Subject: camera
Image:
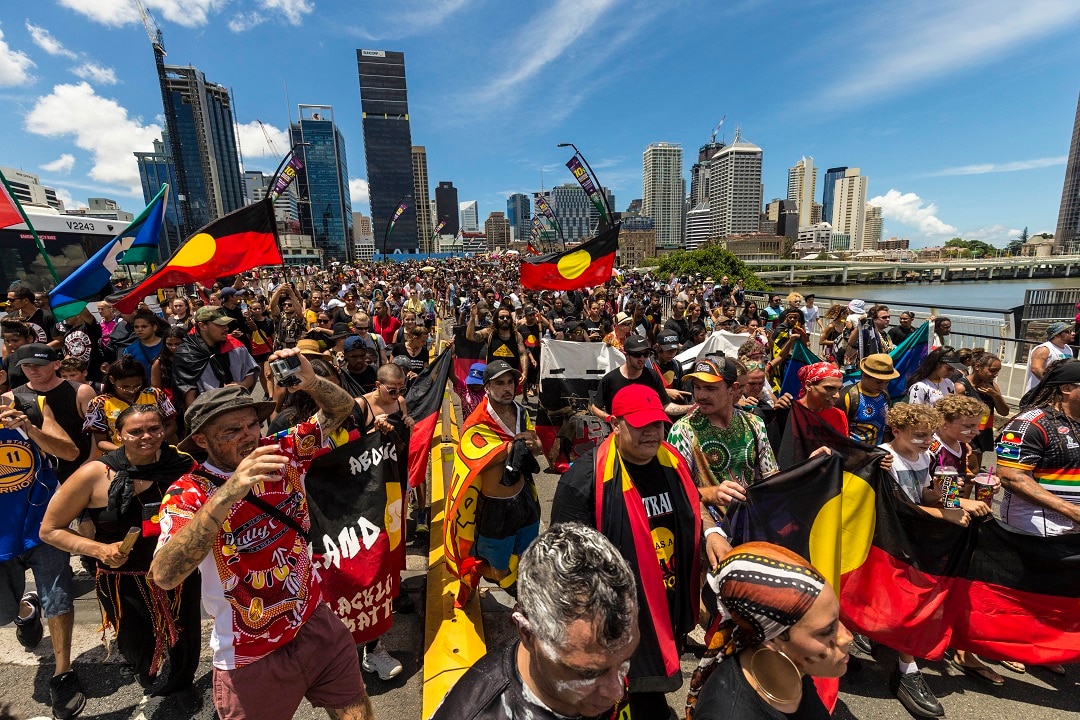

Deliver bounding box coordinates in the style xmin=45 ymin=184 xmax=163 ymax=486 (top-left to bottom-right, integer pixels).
xmin=269 ymin=355 xmax=303 ymax=387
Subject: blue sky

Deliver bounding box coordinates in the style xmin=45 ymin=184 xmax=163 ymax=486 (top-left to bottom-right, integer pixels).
xmin=1 ymin=0 xmax=1078 ymax=248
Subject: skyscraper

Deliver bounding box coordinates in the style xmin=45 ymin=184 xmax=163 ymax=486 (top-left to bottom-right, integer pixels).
xmin=708 ymin=133 xmax=763 ymax=238
xmin=642 ymin=142 xmax=685 ymax=250
xmin=545 ymin=184 xmax=616 ymax=242
xmin=411 ymin=146 xmax=434 ymax=253
xmin=435 ymin=181 xmax=459 ymax=236
xmin=821 ymin=166 xmax=848 ymax=234
xmin=865 ymin=203 xmax=883 ymax=249
xmin=787 ymin=156 xmax=817 ymax=228
xmin=357 ymin=49 xmax=418 ymax=252
xmin=460 ymin=200 xmax=479 ymax=232
xmin=690 ymin=142 xmax=723 ymax=208
xmin=242 ymin=170 xmax=299 ymax=226
xmin=290 ymin=105 xmax=353 ymax=264
xmin=134 ymin=136 xmax=183 ymax=256
xmin=1055 ymin=92 xmax=1080 ymax=253
xmin=506 ymin=193 xmax=531 ymax=244
xmin=156 ymin=64 xmax=244 ymax=236
xmin=832 ymin=168 xmax=869 ymax=252
xmin=485 ymin=212 xmax=511 ymax=250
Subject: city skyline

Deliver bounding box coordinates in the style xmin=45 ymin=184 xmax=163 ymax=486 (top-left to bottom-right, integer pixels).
xmin=2 ymin=1 xmax=1079 ymax=248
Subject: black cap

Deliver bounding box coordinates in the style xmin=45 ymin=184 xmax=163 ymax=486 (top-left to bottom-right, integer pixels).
xmin=483 ymin=359 xmax=520 ymax=383
xmin=15 ymin=343 xmax=59 ymax=367
xmin=656 ymin=332 xmax=680 ymax=350
xmin=624 ymin=334 xmax=650 ymax=354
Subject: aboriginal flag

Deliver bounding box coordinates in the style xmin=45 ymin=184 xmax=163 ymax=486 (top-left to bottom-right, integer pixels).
xmin=734 ymin=402 xmax=1080 ymax=665
xmin=520 ymin=222 xmax=619 ymax=291
xmin=111 ymin=199 xmax=281 ymax=313
xmin=404 ymin=346 xmax=453 ymax=489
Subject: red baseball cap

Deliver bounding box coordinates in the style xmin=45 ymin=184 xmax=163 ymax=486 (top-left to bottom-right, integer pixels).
xmin=611 ymin=384 xmax=670 ymax=428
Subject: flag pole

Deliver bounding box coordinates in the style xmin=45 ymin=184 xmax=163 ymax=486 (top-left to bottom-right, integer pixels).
xmin=557 ymin=142 xmax=614 ymax=230
xmin=0 ymin=169 xmax=60 ymax=285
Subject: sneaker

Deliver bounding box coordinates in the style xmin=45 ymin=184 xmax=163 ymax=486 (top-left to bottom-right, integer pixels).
xmin=891 ymin=668 xmax=944 ymax=718
xmin=362 ymin=642 xmax=403 ymax=680
xmin=168 ymin=687 xmax=203 ymax=714
xmin=414 ymin=508 xmax=430 ymax=534
xmin=14 ymin=591 xmax=43 ymax=650
xmin=49 ymin=670 xmax=86 ymax=720
xmin=851 ymin=632 xmax=873 ymax=655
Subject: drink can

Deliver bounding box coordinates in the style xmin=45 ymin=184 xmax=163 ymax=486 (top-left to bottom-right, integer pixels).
xmin=972 ymin=472 xmax=997 ymax=504
xmin=936 ymin=467 xmax=961 ymax=509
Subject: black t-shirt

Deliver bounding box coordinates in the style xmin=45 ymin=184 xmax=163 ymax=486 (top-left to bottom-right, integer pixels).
xmin=346 ymin=366 xmax=377 ymax=394
xmin=593 ymin=366 xmax=671 ymax=414
xmin=390 ymin=342 xmax=429 ymax=373
xmin=2 ymin=353 xmax=26 ymax=391
xmin=663 ymin=316 xmax=690 ymax=343
xmin=888 ymin=324 xmax=915 ymax=346
xmin=26 ymin=308 xmax=59 ymax=343
xmin=695 ymin=652 xmax=828 ymax=720
xmin=581 ymin=316 xmax=609 ymax=337
xmin=63 ymin=320 xmax=104 ymax=382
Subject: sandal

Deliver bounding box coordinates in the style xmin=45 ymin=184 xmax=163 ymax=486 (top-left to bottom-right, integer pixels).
xmin=948 ymin=656 xmax=1005 ymax=686
xmin=1040 ymin=663 xmax=1067 ymax=676
xmin=999 ymin=660 xmax=1026 ymax=673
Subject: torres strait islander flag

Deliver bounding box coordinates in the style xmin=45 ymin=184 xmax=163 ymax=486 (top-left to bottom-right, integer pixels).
xmin=111 ymin=199 xmax=280 ymax=313
xmin=520 ymin=222 xmax=619 ymax=291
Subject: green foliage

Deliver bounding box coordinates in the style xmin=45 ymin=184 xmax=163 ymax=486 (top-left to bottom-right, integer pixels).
xmin=645 ymin=247 xmax=771 ymax=290
xmin=943 ymin=237 xmax=999 ymax=258
xmin=1005 ymin=227 xmax=1028 ymax=256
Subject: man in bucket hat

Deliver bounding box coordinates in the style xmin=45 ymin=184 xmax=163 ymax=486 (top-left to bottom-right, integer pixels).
xmin=151 ymin=349 xmax=372 ymax=720
xmin=1025 ymin=320 xmax=1075 ymax=394
xmin=840 ymin=353 xmax=900 ymax=446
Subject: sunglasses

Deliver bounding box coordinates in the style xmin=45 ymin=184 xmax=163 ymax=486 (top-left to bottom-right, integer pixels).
xmin=627 ymin=351 xmax=650 ymax=359
xmin=355 ymin=325 xmax=370 ymax=330
xmin=380 ymin=386 xmax=403 ymax=396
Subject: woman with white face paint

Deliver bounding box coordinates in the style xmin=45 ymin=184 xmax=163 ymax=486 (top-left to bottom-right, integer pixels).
xmin=430 ymin=523 xmax=640 ymax=720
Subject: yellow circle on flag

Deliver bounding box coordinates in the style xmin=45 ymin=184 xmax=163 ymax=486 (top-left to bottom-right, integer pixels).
xmin=172 ymin=233 xmax=217 ymax=267
xmin=556 ymin=249 xmax=591 ymax=280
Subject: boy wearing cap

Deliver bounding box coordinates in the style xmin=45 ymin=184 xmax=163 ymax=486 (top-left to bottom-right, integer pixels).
xmin=172 ymin=306 xmax=259 ymax=409
xmin=445 ymin=360 xmax=543 ymax=603
xmin=1026 ymin=321 xmax=1075 ymax=393
xmin=151 ymin=349 xmax=373 ymax=720
xmin=589 ymin=335 xmax=692 ymax=421
xmin=653 ymin=332 xmax=689 ymax=402
xmin=552 ymin=384 xmax=717 ymax=719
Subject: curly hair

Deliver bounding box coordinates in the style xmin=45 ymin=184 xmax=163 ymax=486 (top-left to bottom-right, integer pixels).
xmin=934 ymin=394 xmax=987 ymax=422
xmin=886 ymin=402 xmax=943 ymax=432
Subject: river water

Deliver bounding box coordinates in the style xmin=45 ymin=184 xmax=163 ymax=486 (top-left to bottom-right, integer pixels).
xmin=793 ymin=276 xmax=1080 ymax=313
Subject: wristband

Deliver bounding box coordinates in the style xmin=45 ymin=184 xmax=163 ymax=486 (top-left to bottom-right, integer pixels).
xmin=704 ymin=526 xmax=728 ymax=540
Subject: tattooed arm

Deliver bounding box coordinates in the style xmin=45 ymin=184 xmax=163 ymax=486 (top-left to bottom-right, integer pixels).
xmin=150 ymin=445 xmax=290 ymax=590
xmin=270 ymin=347 xmax=355 ymax=436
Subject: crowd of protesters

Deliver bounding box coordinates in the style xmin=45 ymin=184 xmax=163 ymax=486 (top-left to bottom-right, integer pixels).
xmin=0 ymin=257 xmax=1075 ymax=720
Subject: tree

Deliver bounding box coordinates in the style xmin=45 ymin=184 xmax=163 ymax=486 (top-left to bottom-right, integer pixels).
xmin=1006 ymin=227 xmax=1028 ymax=256
xmin=645 ymin=246 xmax=771 ymax=291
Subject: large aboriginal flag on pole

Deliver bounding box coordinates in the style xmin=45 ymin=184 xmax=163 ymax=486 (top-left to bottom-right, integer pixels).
xmin=520 ymin=222 xmax=619 ymax=291
xmin=404 ymin=346 xmax=453 ymax=489
xmin=306 ymin=423 xmax=408 ymax=645
xmin=736 ymin=402 xmax=1080 ymax=666
xmin=111 ymin=199 xmax=281 ymax=313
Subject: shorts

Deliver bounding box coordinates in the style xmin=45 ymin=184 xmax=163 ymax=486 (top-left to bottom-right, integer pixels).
xmin=474 ymin=486 xmax=541 ymax=572
xmin=212 ymin=603 xmax=366 ymax=720
xmin=0 ymin=543 xmax=74 ymax=624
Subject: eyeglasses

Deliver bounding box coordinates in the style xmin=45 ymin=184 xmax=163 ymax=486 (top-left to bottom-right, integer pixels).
xmin=319 ymin=318 xmax=332 ymax=323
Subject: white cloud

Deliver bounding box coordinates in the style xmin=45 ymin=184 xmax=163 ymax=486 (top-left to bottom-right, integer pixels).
xmin=346 ymin=0 xmax=467 ymax=40
xmin=0 ymin=26 xmax=35 ymax=87
xmin=869 ymin=189 xmax=958 ymax=237
xmin=235 ymin=120 xmax=290 ymax=160
xmin=349 ymin=178 xmax=370 ymax=207
xmin=72 ymin=62 xmax=118 ymax=85
xmin=24 ymin=82 xmax=161 ymax=192
xmin=473 ymin=0 xmax=618 ymax=104
xmin=822 ymin=1 xmax=1080 ymax=105
xmin=53 ymin=187 xmax=87 ymax=211
xmin=928 ymin=156 xmax=1068 ymax=177
xmin=41 ymin=154 xmax=76 ymax=174
xmin=61 ymin=0 xmax=310 ymax=30
xmin=962 ymin=225 xmax=1024 ymax=247
xmin=25 ymin=21 xmax=78 ymax=59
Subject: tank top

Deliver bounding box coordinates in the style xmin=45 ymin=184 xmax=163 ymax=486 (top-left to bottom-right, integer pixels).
xmin=12 ymin=381 xmax=91 ymax=482
xmin=486 ymin=331 xmax=522 ymax=369
xmin=1026 ymin=341 xmax=1074 ymax=391
xmin=86 ymin=482 xmax=164 ymax=571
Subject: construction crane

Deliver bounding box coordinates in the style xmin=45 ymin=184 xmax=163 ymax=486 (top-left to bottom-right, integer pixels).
xmin=711 ymin=115 xmax=726 ymax=144
xmin=133 ymin=0 xmax=193 ymax=242
xmin=256 ymin=119 xmax=282 ymax=158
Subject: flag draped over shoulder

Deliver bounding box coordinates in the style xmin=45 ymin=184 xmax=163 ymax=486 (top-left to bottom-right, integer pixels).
xmin=520 ymin=223 xmax=619 ymax=291
xmin=49 ymin=185 xmax=168 ymax=321
xmin=444 ymin=397 xmax=529 ymax=607
xmin=305 ymin=420 xmax=407 ymax=645
xmin=843 ymin=321 xmax=931 ymax=399
xmin=779 ymin=342 xmax=824 ymax=399
xmin=404 ymin=346 xmax=453 ymax=489
xmin=111 ymin=199 xmax=280 ymax=313
xmin=733 ymin=402 xmax=1080 ymax=666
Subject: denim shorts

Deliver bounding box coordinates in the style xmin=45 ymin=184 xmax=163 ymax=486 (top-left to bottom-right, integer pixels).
xmin=0 ymin=543 xmax=75 ymax=624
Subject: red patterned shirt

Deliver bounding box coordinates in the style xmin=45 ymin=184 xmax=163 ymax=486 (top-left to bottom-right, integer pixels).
xmin=156 ymin=419 xmax=327 ymax=669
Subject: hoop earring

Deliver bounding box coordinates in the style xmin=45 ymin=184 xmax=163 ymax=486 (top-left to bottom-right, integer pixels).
xmin=749 ymin=646 xmax=802 ymax=706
